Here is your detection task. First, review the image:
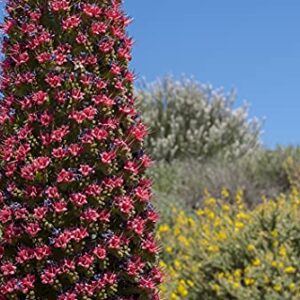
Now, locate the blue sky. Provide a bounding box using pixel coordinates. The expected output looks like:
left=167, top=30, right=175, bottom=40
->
left=124, top=1, right=300, bottom=147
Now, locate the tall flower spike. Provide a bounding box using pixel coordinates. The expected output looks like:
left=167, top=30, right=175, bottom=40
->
left=0, top=0, right=162, bottom=299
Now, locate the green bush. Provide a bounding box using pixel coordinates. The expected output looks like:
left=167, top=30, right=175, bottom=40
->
left=138, top=76, right=261, bottom=162
left=149, top=146, right=300, bottom=209
left=158, top=188, right=300, bottom=300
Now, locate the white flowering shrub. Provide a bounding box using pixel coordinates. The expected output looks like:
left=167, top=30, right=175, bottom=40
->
left=137, top=77, right=262, bottom=161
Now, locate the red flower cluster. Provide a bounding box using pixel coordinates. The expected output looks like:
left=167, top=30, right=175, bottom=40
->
left=0, top=0, right=162, bottom=298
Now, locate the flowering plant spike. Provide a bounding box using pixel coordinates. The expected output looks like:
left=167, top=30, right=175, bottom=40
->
left=0, top=0, right=162, bottom=298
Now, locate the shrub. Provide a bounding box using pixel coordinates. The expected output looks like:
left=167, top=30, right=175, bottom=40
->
left=158, top=188, right=300, bottom=299
left=0, top=0, right=162, bottom=299
left=149, top=146, right=300, bottom=209
left=138, top=76, right=262, bottom=162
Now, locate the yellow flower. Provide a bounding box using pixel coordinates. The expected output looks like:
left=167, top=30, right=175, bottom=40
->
left=289, top=283, right=296, bottom=290
left=205, top=197, right=217, bottom=207
left=177, top=281, right=188, bottom=297
left=222, top=204, right=231, bottom=212
left=165, top=246, right=173, bottom=254
left=234, top=269, right=241, bottom=278
left=244, top=278, right=255, bottom=286
left=211, top=283, right=220, bottom=292
left=233, top=282, right=240, bottom=289
left=247, top=244, right=255, bottom=252
left=235, top=221, right=244, bottom=230
left=187, top=280, right=194, bottom=287
left=196, top=209, right=205, bottom=217
left=279, top=245, right=287, bottom=257
left=174, top=260, right=181, bottom=269
left=252, top=258, right=261, bottom=267
left=221, top=188, right=230, bottom=198
left=217, top=231, right=228, bottom=241
left=284, top=266, right=296, bottom=274
left=170, top=293, right=177, bottom=300
left=273, top=284, right=282, bottom=292
left=158, top=224, right=170, bottom=233
left=237, top=212, right=249, bottom=220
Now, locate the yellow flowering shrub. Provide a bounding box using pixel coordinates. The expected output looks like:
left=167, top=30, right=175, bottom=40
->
left=158, top=188, right=300, bottom=299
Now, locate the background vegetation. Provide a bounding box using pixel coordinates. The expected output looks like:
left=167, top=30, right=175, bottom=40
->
left=137, top=76, right=300, bottom=299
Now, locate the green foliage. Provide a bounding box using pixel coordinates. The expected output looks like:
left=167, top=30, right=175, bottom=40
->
left=158, top=189, right=300, bottom=300
left=138, top=76, right=261, bottom=162
left=149, top=146, right=300, bottom=210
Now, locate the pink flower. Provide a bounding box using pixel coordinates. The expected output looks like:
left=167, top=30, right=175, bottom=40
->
left=78, top=254, right=94, bottom=269
left=40, top=112, right=53, bottom=126
left=139, top=276, right=156, bottom=290
left=68, top=144, right=82, bottom=156
left=57, top=169, right=74, bottom=183
left=127, top=217, right=145, bottom=236
left=92, top=94, right=115, bottom=106
left=41, top=267, right=57, bottom=284
left=110, top=64, right=121, bottom=75
left=93, top=246, right=106, bottom=260
left=91, top=22, right=108, bottom=35
left=80, top=208, right=99, bottom=222
left=69, top=111, right=86, bottom=124
left=108, top=235, right=121, bottom=250
left=33, top=207, right=48, bottom=220
left=50, top=0, right=70, bottom=11
left=115, top=196, right=133, bottom=215
left=46, top=186, right=60, bottom=199
left=127, top=256, right=145, bottom=276
left=0, top=208, right=12, bottom=224
left=103, top=272, right=117, bottom=285
left=92, top=127, right=108, bottom=141
left=130, top=123, right=148, bottom=141
left=83, top=106, right=97, bottom=120
left=16, top=247, right=34, bottom=264
left=45, top=73, right=63, bottom=88
left=76, top=32, right=88, bottom=44
left=72, top=227, right=88, bottom=242
left=53, top=200, right=68, bottom=213
left=35, top=245, right=51, bottom=260
left=70, top=193, right=87, bottom=207
left=1, top=262, right=16, bottom=276
left=82, top=3, right=102, bottom=17
left=141, top=235, right=159, bottom=254
left=124, top=161, right=139, bottom=175
left=71, top=88, right=84, bottom=101
left=33, top=156, right=50, bottom=170
left=98, top=40, right=114, bottom=53
left=135, top=186, right=151, bottom=202
left=21, top=274, right=36, bottom=293
left=62, top=259, right=76, bottom=272
left=25, top=223, right=41, bottom=237
left=62, top=15, right=81, bottom=30
left=85, top=184, right=102, bottom=196
left=32, top=90, right=48, bottom=105
left=37, top=52, right=52, bottom=64
left=147, top=210, right=159, bottom=223
left=52, top=147, right=67, bottom=159
left=58, top=292, right=78, bottom=300
left=79, top=164, right=94, bottom=176
left=14, top=208, right=29, bottom=220
left=101, top=151, right=116, bottom=164
left=14, top=51, right=30, bottom=66
left=55, top=232, right=71, bottom=249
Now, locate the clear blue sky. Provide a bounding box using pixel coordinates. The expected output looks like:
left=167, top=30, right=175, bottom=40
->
left=124, top=0, right=300, bottom=147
